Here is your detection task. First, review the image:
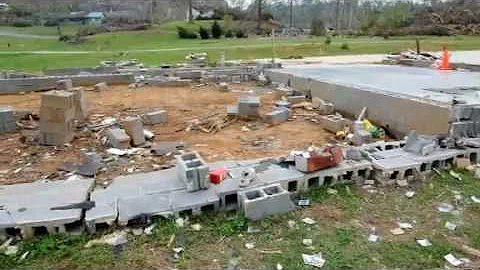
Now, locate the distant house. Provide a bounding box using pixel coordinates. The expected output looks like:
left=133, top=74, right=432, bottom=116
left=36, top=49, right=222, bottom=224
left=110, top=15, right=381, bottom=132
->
left=87, top=12, right=105, bottom=25
left=0, top=3, right=9, bottom=11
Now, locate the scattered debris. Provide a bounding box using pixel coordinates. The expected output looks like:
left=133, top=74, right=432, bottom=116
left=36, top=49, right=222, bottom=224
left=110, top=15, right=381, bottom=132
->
left=132, top=228, right=143, bottom=236
left=405, top=191, right=416, bottom=198
left=302, top=239, right=313, bottom=246
left=438, top=203, right=454, bottom=213
left=288, top=220, right=297, bottom=229
left=175, top=217, right=185, bottom=228
left=368, top=234, right=380, bottom=243
left=191, top=224, right=202, bottom=231
left=85, top=231, right=128, bottom=248
left=445, top=221, right=457, bottom=231
left=471, top=196, right=480, bottom=203
left=444, top=253, right=464, bottom=267
left=297, top=199, right=311, bottom=207
left=247, top=226, right=261, bottom=233
left=302, top=217, right=316, bottom=225
left=416, top=239, right=432, bottom=247
left=302, top=253, right=326, bottom=268
left=276, top=263, right=283, bottom=270
left=398, top=222, right=414, bottom=230
left=449, top=170, right=463, bottom=181
left=390, top=228, right=405, bottom=235
left=245, top=243, right=255, bottom=250
left=144, top=224, right=156, bottom=235
left=327, top=188, right=338, bottom=195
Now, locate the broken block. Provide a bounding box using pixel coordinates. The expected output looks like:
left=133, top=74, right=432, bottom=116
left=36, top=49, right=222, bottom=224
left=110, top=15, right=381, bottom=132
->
left=176, top=152, right=210, bottom=192
left=123, top=116, right=146, bottom=146
left=312, top=98, right=335, bottom=115
left=73, top=88, right=88, bottom=120
left=0, top=106, right=16, bottom=133
left=143, top=110, right=168, bottom=125
left=94, top=82, right=109, bottom=92
left=40, top=90, right=75, bottom=109
left=56, top=79, right=73, bottom=91
left=319, top=115, right=347, bottom=133
left=107, top=128, right=131, bottom=149
left=455, top=157, right=471, bottom=169
left=238, top=184, right=295, bottom=220
left=264, top=107, right=290, bottom=125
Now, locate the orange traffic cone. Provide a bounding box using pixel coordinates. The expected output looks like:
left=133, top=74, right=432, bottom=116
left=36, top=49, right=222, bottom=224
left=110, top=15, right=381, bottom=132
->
left=439, top=47, right=452, bottom=70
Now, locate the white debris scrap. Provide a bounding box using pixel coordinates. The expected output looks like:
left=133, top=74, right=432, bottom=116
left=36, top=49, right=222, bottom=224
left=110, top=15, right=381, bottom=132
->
left=416, top=239, right=432, bottom=247
left=368, top=234, right=380, bottom=243
left=144, top=224, right=156, bottom=235
left=302, top=218, right=316, bottom=225
left=144, top=129, right=155, bottom=140
left=405, top=191, right=416, bottom=198
left=107, top=148, right=127, bottom=156
left=175, top=217, right=185, bottom=228
left=191, top=224, right=202, bottom=231
left=302, top=253, right=326, bottom=268
left=85, top=231, right=128, bottom=248
left=390, top=228, right=405, bottom=235
left=302, top=239, right=313, bottom=246
left=398, top=222, right=414, bottom=230
left=245, top=243, right=255, bottom=250
left=445, top=221, right=457, bottom=231
left=444, top=254, right=464, bottom=267
left=438, top=203, right=454, bottom=213
left=471, top=196, right=480, bottom=203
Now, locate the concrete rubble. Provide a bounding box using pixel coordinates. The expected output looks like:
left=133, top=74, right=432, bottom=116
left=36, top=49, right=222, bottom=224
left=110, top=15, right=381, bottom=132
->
left=123, top=116, right=146, bottom=146
left=0, top=106, right=16, bottom=133
left=143, top=110, right=168, bottom=125
left=106, top=128, right=131, bottom=149
left=227, top=96, right=261, bottom=118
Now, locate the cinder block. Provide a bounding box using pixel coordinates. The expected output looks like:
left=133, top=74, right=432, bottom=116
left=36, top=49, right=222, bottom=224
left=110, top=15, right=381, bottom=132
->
left=107, top=128, right=131, bottom=149
left=238, top=184, right=295, bottom=220
left=39, top=131, right=74, bottom=146
left=0, top=106, right=16, bottom=133
left=176, top=152, right=210, bottom=192
left=264, top=107, right=290, bottom=125
left=123, top=116, right=145, bottom=146
left=319, top=115, right=347, bottom=133
left=238, top=96, right=260, bottom=117
left=40, top=90, right=75, bottom=109
left=39, top=119, right=75, bottom=133
left=312, top=98, right=335, bottom=115
left=143, top=110, right=168, bottom=125
left=39, top=107, right=75, bottom=123
left=56, top=79, right=73, bottom=91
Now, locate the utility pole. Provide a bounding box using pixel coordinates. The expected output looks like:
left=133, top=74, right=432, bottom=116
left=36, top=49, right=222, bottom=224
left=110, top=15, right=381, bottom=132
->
left=257, top=0, right=262, bottom=34
left=335, top=0, right=340, bottom=31
left=289, top=0, right=293, bottom=28
left=188, top=0, right=193, bottom=23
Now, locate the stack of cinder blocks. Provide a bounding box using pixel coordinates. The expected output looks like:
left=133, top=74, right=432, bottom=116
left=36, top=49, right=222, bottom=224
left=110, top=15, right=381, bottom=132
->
left=39, top=91, right=75, bottom=146
left=0, top=106, right=16, bottom=133
left=176, top=152, right=210, bottom=192
left=319, top=114, right=348, bottom=133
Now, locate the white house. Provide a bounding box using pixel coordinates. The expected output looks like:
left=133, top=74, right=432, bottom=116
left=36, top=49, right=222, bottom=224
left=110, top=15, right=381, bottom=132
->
left=87, top=12, right=105, bottom=25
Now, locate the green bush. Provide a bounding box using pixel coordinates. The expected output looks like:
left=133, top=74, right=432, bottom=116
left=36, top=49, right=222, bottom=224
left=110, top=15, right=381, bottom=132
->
left=177, top=26, right=198, bottom=39
left=310, top=18, right=326, bottom=36
left=225, top=29, right=234, bottom=38
left=235, top=29, right=247, bottom=38
left=324, top=36, right=332, bottom=45
left=12, top=19, right=33, bottom=27
left=211, top=20, right=223, bottom=39
left=199, top=26, right=210, bottom=39
left=340, top=42, right=350, bottom=50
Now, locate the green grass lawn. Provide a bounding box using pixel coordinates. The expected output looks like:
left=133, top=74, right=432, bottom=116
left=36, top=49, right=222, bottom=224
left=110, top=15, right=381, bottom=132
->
left=1, top=168, right=479, bottom=268
left=0, top=21, right=479, bottom=71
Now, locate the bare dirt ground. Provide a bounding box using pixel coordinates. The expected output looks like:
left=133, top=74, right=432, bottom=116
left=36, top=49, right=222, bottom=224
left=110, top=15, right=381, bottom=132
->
left=0, top=83, right=333, bottom=185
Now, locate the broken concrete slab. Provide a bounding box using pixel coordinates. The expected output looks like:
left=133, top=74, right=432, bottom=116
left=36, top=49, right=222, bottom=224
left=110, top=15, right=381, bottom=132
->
left=0, top=177, right=95, bottom=238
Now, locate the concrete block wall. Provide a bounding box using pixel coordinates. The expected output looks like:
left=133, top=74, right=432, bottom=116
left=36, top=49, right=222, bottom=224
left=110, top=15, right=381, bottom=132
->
left=265, top=70, right=451, bottom=138
left=0, top=74, right=134, bottom=94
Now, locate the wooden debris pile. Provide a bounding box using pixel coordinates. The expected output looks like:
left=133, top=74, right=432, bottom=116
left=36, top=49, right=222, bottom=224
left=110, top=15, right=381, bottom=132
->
left=185, top=113, right=237, bottom=133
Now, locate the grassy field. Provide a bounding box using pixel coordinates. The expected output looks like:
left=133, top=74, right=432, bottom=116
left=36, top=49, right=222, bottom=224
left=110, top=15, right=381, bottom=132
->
left=0, top=21, right=479, bottom=71
left=1, top=168, right=480, bottom=268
